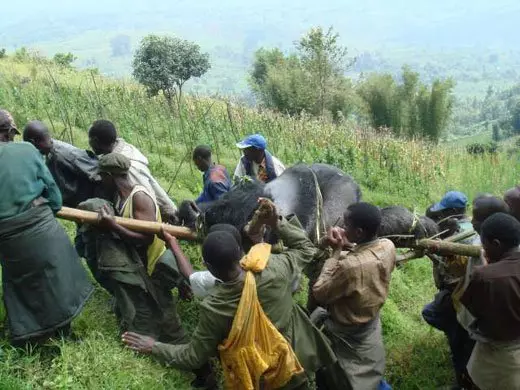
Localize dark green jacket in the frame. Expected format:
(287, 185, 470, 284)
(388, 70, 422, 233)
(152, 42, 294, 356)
(0, 142, 61, 220)
(152, 217, 336, 377)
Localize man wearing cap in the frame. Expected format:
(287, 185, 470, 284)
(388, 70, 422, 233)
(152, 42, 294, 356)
(425, 191, 472, 289)
(423, 191, 478, 389)
(234, 134, 285, 184)
(0, 109, 20, 141)
(0, 109, 93, 345)
(96, 153, 190, 344)
(96, 152, 215, 387)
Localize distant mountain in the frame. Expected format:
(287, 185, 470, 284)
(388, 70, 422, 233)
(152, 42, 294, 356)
(2, 0, 520, 96)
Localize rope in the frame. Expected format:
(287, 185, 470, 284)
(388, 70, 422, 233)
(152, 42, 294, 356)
(408, 210, 419, 234)
(308, 166, 326, 245)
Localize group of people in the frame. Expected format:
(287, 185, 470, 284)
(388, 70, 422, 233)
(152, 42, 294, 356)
(0, 106, 519, 390)
(422, 190, 520, 390)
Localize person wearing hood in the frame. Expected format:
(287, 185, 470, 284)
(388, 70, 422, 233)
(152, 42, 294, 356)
(233, 134, 285, 184)
(88, 119, 177, 223)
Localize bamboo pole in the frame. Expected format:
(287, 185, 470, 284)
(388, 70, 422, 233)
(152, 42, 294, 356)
(56, 207, 198, 241)
(396, 230, 479, 264)
(414, 239, 481, 258)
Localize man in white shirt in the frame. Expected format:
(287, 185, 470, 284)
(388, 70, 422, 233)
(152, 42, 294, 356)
(161, 224, 242, 299)
(233, 134, 285, 184)
(88, 120, 177, 222)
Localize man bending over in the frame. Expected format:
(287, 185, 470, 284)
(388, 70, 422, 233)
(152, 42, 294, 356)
(123, 202, 335, 389)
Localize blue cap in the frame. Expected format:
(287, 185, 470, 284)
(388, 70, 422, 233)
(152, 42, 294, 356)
(236, 134, 267, 150)
(430, 191, 468, 212)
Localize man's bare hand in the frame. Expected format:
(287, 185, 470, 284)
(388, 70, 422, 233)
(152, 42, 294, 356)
(97, 205, 117, 230)
(245, 198, 277, 241)
(321, 227, 355, 251)
(321, 227, 345, 250)
(178, 283, 194, 301)
(159, 226, 178, 246)
(122, 332, 155, 354)
(255, 198, 278, 228)
(480, 249, 489, 266)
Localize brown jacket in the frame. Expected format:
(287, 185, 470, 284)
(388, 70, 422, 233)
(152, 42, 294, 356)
(461, 252, 520, 341)
(313, 239, 396, 326)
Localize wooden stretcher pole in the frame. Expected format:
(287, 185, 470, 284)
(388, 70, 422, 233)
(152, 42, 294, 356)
(414, 238, 481, 258)
(396, 230, 479, 263)
(56, 206, 198, 241)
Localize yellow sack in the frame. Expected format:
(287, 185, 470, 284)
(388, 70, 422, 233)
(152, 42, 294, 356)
(218, 243, 304, 390)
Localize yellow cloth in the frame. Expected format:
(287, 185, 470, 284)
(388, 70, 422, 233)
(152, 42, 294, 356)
(218, 243, 304, 390)
(120, 185, 166, 275)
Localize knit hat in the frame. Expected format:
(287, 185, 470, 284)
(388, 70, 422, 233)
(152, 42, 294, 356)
(98, 153, 131, 175)
(0, 109, 19, 134)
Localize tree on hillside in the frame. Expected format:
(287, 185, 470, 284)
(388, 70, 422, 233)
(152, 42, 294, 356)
(132, 35, 211, 105)
(296, 26, 351, 116)
(359, 67, 454, 142)
(510, 99, 520, 134)
(111, 35, 131, 57)
(0, 49, 6, 59)
(53, 52, 76, 68)
(249, 26, 356, 121)
(492, 123, 501, 142)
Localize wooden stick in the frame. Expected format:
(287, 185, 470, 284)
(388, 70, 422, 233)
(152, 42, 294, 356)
(414, 239, 481, 257)
(396, 250, 424, 264)
(444, 229, 477, 243)
(396, 229, 478, 264)
(56, 207, 198, 241)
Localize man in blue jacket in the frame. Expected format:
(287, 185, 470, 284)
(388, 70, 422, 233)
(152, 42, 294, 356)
(193, 145, 231, 204)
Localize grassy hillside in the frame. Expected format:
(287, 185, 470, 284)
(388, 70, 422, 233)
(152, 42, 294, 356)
(0, 58, 518, 389)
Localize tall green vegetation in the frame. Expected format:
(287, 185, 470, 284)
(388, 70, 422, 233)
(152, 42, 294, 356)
(0, 55, 518, 390)
(53, 52, 77, 68)
(358, 67, 455, 142)
(132, 35, 211, 106)
(251, 28, 455, 142)
(250, 27, 356, 121)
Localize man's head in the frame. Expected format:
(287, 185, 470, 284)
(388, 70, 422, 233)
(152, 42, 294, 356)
(88, 120, 118, 155)
(0, 109, 19, 143)
(504, 187, 520, 222)
(481, 213, 520, 263)
(23, 120, 52, 155)
(207, 223, 243, 248)
(236, 134, 267, 164)
(472, 194, 510, 234)
(192, 145, 212, 172)
(202, 231, 243, 280)
(343, 202, 382, 244)
(98, 152, 131, 194)
(427, 191, 468, 221)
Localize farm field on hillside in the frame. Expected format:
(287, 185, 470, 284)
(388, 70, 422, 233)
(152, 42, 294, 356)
(0, 59, 517, 389)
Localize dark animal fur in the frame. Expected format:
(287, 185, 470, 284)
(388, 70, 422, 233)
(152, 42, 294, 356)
(378, 206, 439, 247)
(178, 164, 362, 246)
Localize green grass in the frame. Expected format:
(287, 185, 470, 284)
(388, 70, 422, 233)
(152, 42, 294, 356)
(0, 57, 518, 389)
(449, 130, 491, 147)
